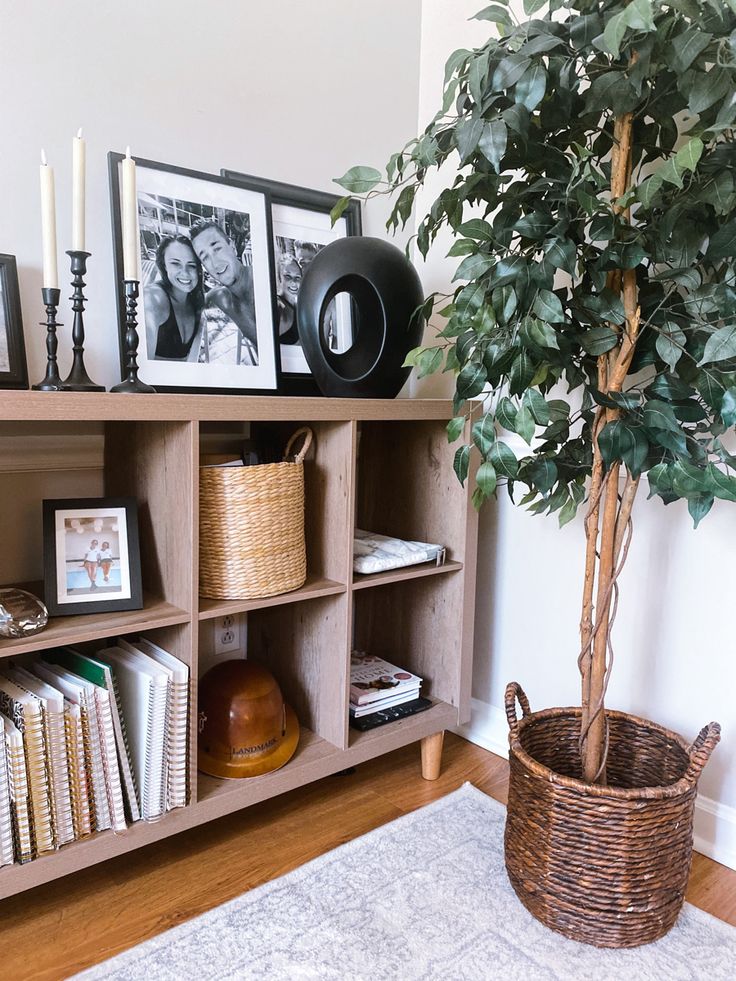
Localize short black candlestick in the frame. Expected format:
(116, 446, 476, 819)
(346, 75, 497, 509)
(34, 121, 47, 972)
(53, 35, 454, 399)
(61, 250, 105, 392)
(111, 280, 156, 394)
(32, 287, 64, 391)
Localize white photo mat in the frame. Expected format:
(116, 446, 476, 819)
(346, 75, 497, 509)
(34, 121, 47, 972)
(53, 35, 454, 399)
(54, 506, 132, 605)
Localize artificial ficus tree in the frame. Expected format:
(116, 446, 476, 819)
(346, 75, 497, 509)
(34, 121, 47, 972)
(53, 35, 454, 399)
(334, 0, 736, 784)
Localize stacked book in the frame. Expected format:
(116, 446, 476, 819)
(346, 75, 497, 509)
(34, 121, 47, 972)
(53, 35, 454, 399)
(0, 636, 189, 868)
(349, 652, 423, 721)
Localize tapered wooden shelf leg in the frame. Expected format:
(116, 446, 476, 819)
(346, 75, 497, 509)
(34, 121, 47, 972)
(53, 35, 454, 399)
(421, 730, 445, 780)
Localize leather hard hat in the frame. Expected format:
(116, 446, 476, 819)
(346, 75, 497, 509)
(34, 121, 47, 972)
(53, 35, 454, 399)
(198, 659, 300, 778)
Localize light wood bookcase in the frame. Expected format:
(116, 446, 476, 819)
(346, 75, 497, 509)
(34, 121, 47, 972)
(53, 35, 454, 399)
(0, 392, 477, 900)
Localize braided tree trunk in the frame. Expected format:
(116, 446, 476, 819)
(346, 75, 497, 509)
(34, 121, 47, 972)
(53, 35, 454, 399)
(579, 112, 642, 785)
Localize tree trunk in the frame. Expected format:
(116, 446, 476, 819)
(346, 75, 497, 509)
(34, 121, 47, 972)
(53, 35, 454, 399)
(579, 111, 642, 784)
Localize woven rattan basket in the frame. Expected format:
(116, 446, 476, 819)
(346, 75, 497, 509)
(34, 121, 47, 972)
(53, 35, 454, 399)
(199, 428, 312, 600)
(503, 682, 720, 949)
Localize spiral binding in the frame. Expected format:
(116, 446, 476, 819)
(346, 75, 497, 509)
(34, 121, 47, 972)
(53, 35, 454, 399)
(94, 692, 127, 833)
(2, 717, 33, 864)
(0, 725, 16, 867)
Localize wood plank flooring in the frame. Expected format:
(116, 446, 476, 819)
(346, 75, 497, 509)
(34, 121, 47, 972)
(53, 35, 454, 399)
(1, 734, 734, 980)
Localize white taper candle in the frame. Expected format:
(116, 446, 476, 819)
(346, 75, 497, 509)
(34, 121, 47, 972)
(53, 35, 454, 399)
(72, 127, 86, 251)
(40, 150, 58, 289)
(122, 147, 139, 280)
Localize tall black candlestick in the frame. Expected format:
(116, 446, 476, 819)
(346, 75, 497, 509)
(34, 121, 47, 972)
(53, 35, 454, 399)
(61, 250, 105, 391)
(32, 287, 64, 391)
(111, 280, 156, 394)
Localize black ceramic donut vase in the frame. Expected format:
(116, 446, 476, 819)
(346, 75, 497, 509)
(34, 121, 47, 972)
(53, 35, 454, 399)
(296, 236, 425, 398)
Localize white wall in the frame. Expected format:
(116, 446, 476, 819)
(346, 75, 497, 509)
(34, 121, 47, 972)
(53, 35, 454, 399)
(417, 0, 736, 869)
(0, 0, 422, 389)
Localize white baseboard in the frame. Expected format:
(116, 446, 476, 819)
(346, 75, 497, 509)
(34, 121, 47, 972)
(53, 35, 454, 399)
(454, 697, 736, 872)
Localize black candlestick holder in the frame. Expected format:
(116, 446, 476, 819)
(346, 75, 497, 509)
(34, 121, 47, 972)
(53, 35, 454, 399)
(61, 250, 105, 392)
(32, 287, 64, 391)
(111, 279, 156, 394)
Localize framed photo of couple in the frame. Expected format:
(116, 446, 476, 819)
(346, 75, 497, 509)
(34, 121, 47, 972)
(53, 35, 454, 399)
(108, 154, 280, 394)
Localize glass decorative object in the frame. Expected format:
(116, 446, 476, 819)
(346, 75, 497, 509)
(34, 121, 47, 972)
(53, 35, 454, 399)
(0, 588, 49, 639)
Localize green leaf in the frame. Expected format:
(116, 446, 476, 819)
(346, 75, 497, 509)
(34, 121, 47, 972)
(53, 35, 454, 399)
(515, 63, 547, 111)
(515, 405, 535, 444)
(515, 211, 553, 239)
(598, 421, 648, 477)
(706, 220, 736, 261)
(443, 48, 471, 86)
(489, 441, 519, 478)
(544, 238, 576, 275)
(472, 415, 496, 456)
(446, 416, 465, 443)
(689, 68, 731, 115)
(558, 496, 578, 528)
(532, 289, 565, 323)
(669, 28, 712, 74)
(459, 218, 495, 242)
(672, 459, 706, 497)
(455, 116, 484, 162)
(496, 397, 518, 432)
(674, 137, 704, 174)
(329, 195, 353, 226)
(415, 347, 444, 378)
(523, 0, 546, 14)
(706, 464, 736, 501)
(580, 325, 618, 356)
(688, 494, 714, 528)
(526, 458, 557, 494)
(476, 460, 498, 496)
(453, 444, 471, 486)
(478, 119, 507, 172)
(453, 253, 494, 282)
(456, 362, 487, 399)
(700, 325, 736, 365)
(642, 400, 681, 432)
(648, 373, 696, 402)
(655, 322, 687, 372)
(509, 351, 535, 395)
(636, 172, 664, 208)
(601, 11, 626, 58)
(523, 389, 550, 426)
(447, 239, 477, 257)
(492, 55, 531, 91)
(334, 166, 381, 194)
(720, 388, 736, 427)
(473, 5, 513, 27)
(521, 316, 560, 350)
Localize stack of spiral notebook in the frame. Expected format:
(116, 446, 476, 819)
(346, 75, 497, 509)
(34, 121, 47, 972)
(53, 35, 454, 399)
(0, 636, 189, 867)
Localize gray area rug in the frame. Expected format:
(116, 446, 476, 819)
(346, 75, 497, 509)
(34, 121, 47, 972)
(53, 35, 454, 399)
(74, 783, 736, 980)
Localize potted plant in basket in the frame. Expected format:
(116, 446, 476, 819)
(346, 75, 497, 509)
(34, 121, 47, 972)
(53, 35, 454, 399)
(332, 0, 734, 949)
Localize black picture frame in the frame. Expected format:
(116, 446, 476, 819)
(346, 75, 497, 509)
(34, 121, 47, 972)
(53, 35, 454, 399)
(221, 170, 362, 396)
(108, 153, 281, 395)
(0, 254, 29, 390)
(43, 497, 143, 617)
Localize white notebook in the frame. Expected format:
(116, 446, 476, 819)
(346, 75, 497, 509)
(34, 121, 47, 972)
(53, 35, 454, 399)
(99, 646, 169, 822)
(119, 637, 189, 811)
(34, 662, 113, 834)
(5, 666, 75, 847)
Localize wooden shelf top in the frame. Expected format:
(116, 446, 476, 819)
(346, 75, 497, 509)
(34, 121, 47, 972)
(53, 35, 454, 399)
(0, 391, 454, 423)
(0, 593, 190, 658)
(352, 560, 464, 591)
(198, 576, 346, 619)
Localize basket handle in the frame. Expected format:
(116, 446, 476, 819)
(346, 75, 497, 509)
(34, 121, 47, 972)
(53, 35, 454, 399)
(505, 682, 531, 732)
(284, 427, 313, 464)
(684, 721, 721, 784)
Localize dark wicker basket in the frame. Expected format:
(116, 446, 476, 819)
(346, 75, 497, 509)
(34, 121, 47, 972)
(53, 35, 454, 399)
(504, 682, 720, 949)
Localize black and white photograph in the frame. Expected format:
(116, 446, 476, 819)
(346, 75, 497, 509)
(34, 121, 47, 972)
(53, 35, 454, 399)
(0, 253, 29, 389)
(222, 171, 362, 393)
(43, 497, 143, 616)
(109, 155, 279, 393)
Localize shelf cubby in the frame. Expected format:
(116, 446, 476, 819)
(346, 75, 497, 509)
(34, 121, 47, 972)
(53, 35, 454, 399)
(352, 559, 464, 591)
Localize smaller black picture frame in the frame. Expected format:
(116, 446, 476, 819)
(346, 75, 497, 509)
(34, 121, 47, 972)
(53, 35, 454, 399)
(221, 170, 362, 396)
(43, 497, 143, 617)
(0, 254, 29, 390)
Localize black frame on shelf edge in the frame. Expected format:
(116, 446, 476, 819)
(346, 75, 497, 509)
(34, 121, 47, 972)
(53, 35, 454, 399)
(0, 253, 29, 390)
(221, 169, 362, 397)
(108, 152, 282, 396)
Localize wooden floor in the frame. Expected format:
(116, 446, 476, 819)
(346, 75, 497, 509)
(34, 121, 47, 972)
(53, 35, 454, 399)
(2, 734, 735, 980)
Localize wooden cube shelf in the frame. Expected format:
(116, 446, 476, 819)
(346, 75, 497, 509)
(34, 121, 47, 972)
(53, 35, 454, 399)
(0, 393, 477, 900)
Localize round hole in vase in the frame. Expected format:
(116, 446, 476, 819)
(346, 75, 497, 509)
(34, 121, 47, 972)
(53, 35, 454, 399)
(297, 237, 424, 398)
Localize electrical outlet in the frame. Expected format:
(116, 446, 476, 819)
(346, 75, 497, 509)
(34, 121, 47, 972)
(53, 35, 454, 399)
(215, 614, 241, 655)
